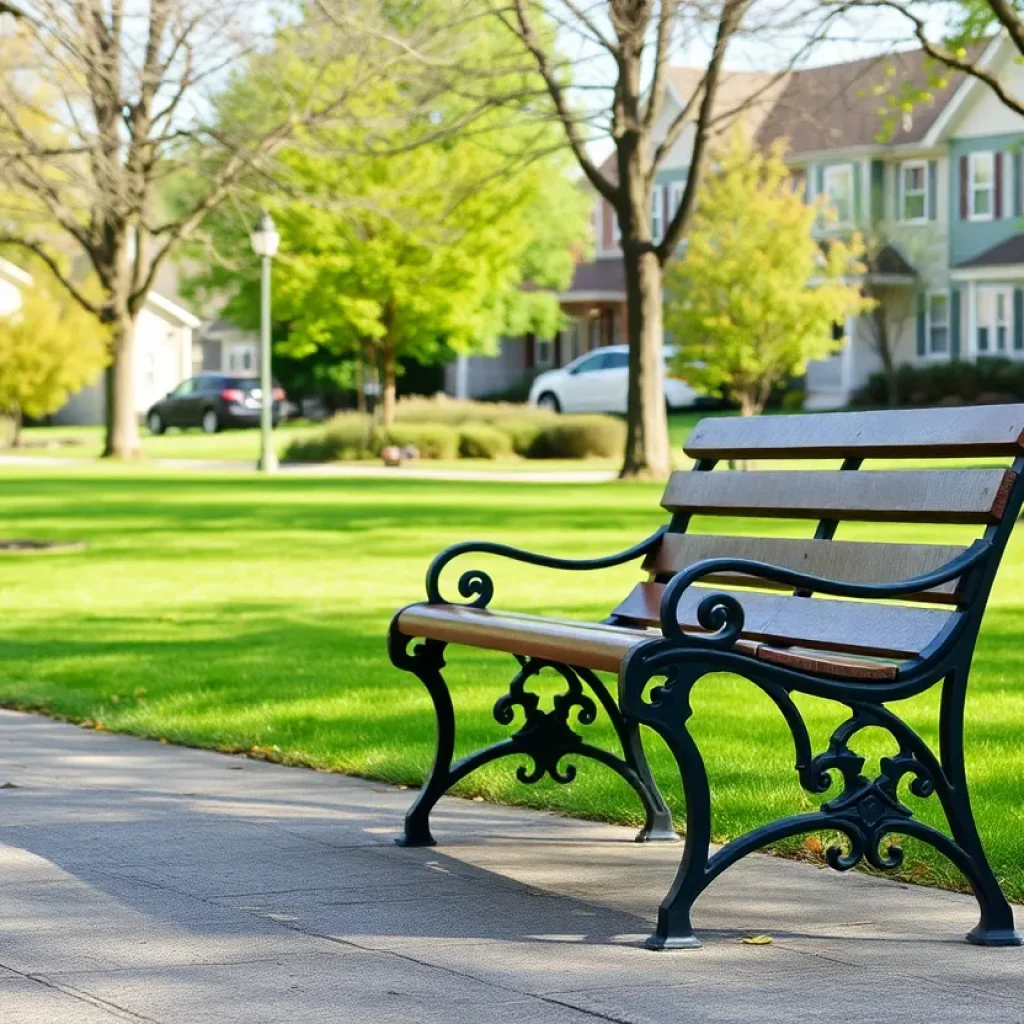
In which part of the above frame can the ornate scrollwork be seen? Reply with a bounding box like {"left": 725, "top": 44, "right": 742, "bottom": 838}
{"left": 493, "top": 660, "right": 597, "bottom": 784}
{"left": 804, "top": 709, "right": 937, "bottom": 873}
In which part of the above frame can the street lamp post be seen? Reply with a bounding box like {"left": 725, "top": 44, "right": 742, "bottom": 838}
{"left": 250, "top": 210, "right": 281, "bottom": 473}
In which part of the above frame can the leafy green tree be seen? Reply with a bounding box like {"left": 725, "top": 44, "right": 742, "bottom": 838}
{"left": 186, "top": 25, "right": 590, "bottom": 426}
{"left": 665, "top": 134, "right": 871, "bottom": 417}
{"left": 0, "top": 273, "right": 109, "bottom": 445}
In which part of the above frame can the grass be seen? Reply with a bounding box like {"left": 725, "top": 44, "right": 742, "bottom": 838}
{"left": 1, "top": 461, "right": 1023, "bottom": 902}
{"left": 12, "top": 411, "right": 711, "bottom": 469}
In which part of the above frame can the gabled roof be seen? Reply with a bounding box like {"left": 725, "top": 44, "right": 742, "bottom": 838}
{"left": 665, "top": 67, "right": 787, "bottom": 139}
{"left": 755, "top": 44, "right": 986, "bottom": 156}
{"left": 560, "top": 257, "right": 625, "bottom": 301}
{"left": 955, "top": 234, "right": 1024, "bottom": 268}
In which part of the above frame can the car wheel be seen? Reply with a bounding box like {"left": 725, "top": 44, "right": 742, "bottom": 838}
{"left": 537, "top": 392, "right": 561, "bottom": 413}
{"left": 147, "top": 412, "right": 165, "bottom": 436}
{"left": 201, "top": 409, "right": 219, "bottom": 434}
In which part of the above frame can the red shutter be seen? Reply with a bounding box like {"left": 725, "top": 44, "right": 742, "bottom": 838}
{"left": 995, "top": 152, "right": 1003, "bottom": 219}
{"left": 960, "top": 156, "right": 968, "bottom": 219}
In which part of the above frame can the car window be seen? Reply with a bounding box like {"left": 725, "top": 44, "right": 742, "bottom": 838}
{"left": 571, "top": 353, "right": 609, "bottom": 374}
{"left": 169, "top": 379, "right": 195, "bottom": 397}
{"left": 195, "top": 376, "right": 222, "bottom": 393}
{"left": 227, "top": 378, "right": 263, "bottom": 392}
{"left": 603, "top": 352, "right": 629, "bottom": 370}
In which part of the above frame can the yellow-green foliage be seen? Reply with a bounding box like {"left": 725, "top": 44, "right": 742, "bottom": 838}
{"left": 0, "top": 277, "right": 108, "bottom": 434}
{"left": 665, "top": 133, "right": 872, "bottom": 415}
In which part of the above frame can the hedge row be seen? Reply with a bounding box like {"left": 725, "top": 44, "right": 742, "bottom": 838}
{"left": 282, "top": 408, "right": 625, "bottom": 463}
{"left": 855, "top": 357, "right": 1024, "bottom": 407}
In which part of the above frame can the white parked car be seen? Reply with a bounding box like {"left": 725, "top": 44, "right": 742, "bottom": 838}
{"left": 527, "top": 344, "right": 699, "bottom": 414}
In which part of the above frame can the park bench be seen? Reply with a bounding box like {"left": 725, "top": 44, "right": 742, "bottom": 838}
{"left": 389, "top": 404, "right": 1024, "bottom": 950}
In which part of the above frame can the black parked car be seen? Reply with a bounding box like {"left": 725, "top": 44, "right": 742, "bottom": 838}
{"left": 146, "top": 374, "right": 286, "bottom": 435}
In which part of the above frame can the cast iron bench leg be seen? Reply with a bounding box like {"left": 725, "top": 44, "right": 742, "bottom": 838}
{"left": 621, "top": 641, "right": 1022, "bottom": 950}
{"left": 389, "top": 616, "right": 678, "bottom": 848}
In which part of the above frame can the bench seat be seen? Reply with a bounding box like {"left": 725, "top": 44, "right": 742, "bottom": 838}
{"left": 397, "top": 603, "right": 899, "bottom": 681}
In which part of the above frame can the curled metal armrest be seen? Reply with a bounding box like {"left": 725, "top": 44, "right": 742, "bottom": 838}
{"left": 425, "top": 526, "right": 668, "bottom": 609}
{"left": 658, "top": 540, "right": 992, "bottom": 648}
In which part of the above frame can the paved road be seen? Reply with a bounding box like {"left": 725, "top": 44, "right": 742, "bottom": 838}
{"left": 1, "top": 710, "right": 1022, "bottom": 1023}
{"left": 0, "top": 454, "right": 616, "bottom": 482}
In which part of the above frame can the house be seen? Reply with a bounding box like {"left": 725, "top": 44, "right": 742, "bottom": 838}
{"left": 194, "top": 320, "right": 260, "bottom": 376}
{"left": 0, "top": 256, "right": 201, "bottom": 425}
{"left": 450, "top": 37, "right": 1024, "bottom": 408}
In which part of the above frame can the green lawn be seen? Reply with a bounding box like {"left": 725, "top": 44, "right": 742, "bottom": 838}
{"left": 1, "top": 464, "right": 1023, "bottom": 901}
{"left": 12, "top": 410, "right": 710, "bottom": 469}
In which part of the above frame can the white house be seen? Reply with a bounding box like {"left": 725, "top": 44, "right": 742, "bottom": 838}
{"left": 0, "top": 256, "right": 200, "bottom": 425}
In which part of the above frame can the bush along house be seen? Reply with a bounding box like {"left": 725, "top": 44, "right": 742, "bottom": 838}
{"left": 448, "top": 34, "right": 1024, "bottom": 408}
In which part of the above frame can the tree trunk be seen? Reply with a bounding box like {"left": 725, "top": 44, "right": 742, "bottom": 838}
{"left": 381, "top": 339, "right": 396, "bottom": 428}
{"left": 103, "top": 314, "right": 143, "bottom": 459}
{"left": 868, "top": 296, "right": 899, "bottom": 406}
{"left": 10, "top": 406, "right": 22, "bottom": 447}
{"left": 621, "top": 246, "right": 671, "bottom": 479}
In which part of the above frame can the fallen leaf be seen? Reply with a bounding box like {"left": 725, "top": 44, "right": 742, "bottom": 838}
{"left": 742, "top": 934, "right": 773, "bottom": 945}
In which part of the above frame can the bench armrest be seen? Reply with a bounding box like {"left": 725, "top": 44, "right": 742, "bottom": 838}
{"left": 659, "top": 540, "right": 992, "bottom": 648}
{"left": 425, "top": 526, "right": 668, "bottom": 609}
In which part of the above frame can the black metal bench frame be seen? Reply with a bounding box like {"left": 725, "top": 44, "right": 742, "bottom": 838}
{"left": 388, "top": 527, "right": 679, "bottom": 848}
{"left": 617, "top": 452, "right": 1024, "bottom": 950}
{"left": 390, "top": 412, "right": 1024, "bottom": 951}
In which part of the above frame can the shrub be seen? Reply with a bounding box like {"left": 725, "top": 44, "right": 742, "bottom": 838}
{"left": 854, "top": 357, "right": 1024, "bottom": 408}
{"left": 394, "top": 393, "right": 552, "bottom": 426}
{"left": 486, "top": 416, "right": 549, "bottom": 456}
{"left": 375, "top": 422, "right": 459, "bottom": 460}
{"left": 527, "top": 415, "right": 626, "bottom": 459}
{"left": 457, "top": 422, "right": 514, "bottom": 459}
{"left": 282, "top": 414, "right": 374, "bottom": 462}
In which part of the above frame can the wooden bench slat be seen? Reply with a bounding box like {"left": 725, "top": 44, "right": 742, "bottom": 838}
{"left": 612, "top": 582, "right": 952, "bottom": 658}
{"left": 398, "top": 604, "right": 899, "bottom": 680}
{"left": 685, "top": 405, "right": 1024, "bottom": 460}
{"left": 660, "top": 469, "right": 1016, "bottom": 524}
{"left": 398, "top": 605, "right": 651, "bottom": 673}
{"left": 644, "top": 534, "right": 968, "bottom": 604}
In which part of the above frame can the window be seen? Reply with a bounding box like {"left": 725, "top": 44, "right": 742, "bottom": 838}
{"left": 822, "top": 164, "right": 854, "bottom": 224}
{"left": 669, "top": 181, "right": 684, "bottom": 220}
{"left": 169, "top": 378, "right": 195, "bottom": 397}
{"left": 603, "top": 351, "right": 629, "bottom": 370}
{"left": 651, "top": 186, "right": 664, "bottom": 243}
{"left": 969, "top": 152, "right": 994, "bottom": 220}
{"left": 900, "top": 161, "right": 928, "bottom": 222}
{"left": 977, "top": 286, "right": 1012, "bottom": 354}
{"left": 228, "top": 345, "right": 256, "bottom": 372}
{"left": 927, "top": 292, "right": 949, "bottom": 356}
{"left": 535, "top": 338, "right": 552, "bottom": 366}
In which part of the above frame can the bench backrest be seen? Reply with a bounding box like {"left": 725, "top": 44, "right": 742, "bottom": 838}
{"left": 610, "top": 405, "right": 1024, "bottom": 663}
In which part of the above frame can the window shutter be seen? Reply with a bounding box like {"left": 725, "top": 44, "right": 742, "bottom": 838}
{"left": 870, "top": 160, "right": 885, "bottom": 222}
{"left": 995, "top": 152, "right": 1004, "bottom": 219}
{"left": 927, "top": 160, "right": 937, "bottom": 220}
{"left": 815, "top": 164, "right": 824, "bottom": 197}
{"left": 959, "top": 155, "right": 968, "bottom": 219}
{"left": 853, "top": 163, "right": 863, "bottom": 222}
{"left": 951, "top": 289, "right": 961, "bottom": 360}
{"left": 1017, "top": 152, "right": 1024, "bottom": 218}
{"left": 1015, "top": 289, "right": 1024, "bottom": 351}
{"left": 916, "top": 292, "right": 927, "bottom": 358}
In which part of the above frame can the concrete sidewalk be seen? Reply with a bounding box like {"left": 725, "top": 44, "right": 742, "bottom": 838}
{"left": 0, "top": 710, "right": 1021, "bottom": 1023}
